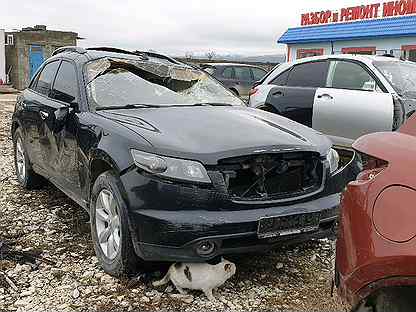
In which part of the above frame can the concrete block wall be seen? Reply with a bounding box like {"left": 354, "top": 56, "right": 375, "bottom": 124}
{"left": 5, "top": 29, "right": 77, "bottom": 90}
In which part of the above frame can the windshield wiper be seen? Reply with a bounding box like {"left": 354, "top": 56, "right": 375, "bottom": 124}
{"left": 96, "top": 104, "right": 162, "bottom": 111}
{"left": 183, "top": 103, "right": 233, "bottom": 107}
{"left": 96, "top": 103, "right": 233, "bottom": 111}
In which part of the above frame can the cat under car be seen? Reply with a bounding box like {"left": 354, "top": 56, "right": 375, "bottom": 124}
{"left": 153, "top": 258, "right": 236, "bottom": 300}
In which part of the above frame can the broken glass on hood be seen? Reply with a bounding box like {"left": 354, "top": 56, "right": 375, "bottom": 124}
{"left": 86, "top": 57, "right": 244, "bottom": 109}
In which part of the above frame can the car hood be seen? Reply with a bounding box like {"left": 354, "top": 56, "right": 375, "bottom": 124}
{"left": 98, "top": 106, "right": 331, "bottom": 164}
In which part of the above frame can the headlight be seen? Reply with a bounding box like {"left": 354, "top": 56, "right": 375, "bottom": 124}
{"left": 130, "top": 150, "right": 211, "bottom": 184}
{"left": 327, "top": 148, "right": 339, "bottom": 174}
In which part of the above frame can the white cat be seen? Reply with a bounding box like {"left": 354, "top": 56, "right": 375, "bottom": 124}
{"left": 152, "top": 258, "right": 236, "bottom": 301}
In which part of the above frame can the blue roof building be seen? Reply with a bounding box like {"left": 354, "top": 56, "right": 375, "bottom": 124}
{"left": 278, "top": 14, "right": 416, "bottom": 62}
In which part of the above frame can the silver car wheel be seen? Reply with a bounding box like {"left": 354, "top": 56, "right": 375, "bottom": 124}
{"left": 95, "top": 189, "right": 121, "bottom": 260}
{"left": 16, "top": 137, "right": 26, "bottom": 181}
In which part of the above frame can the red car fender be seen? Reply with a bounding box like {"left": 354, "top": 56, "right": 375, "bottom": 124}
{"left": 337, "top": 130, "right": 416, "bottom": 307}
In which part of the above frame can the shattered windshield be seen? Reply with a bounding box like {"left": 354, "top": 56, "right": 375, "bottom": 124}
{"left": 373, "top": 60, "right": 416, "bottom": 97}
{"left": 86, "top": 57, "right": 244, "bottom": 108}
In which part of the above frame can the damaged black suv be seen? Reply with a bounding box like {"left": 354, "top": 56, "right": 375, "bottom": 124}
{"left": 12, "top": 47, "right": 357, "bottom": 276}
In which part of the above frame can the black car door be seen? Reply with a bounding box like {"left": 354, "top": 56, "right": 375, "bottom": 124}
{"left": 19, "top": 60, "right": 61, "bottom": 173}
{"left": 265, "top": 60, "right": 329, "bottom": 127}
{"left": 42, "top": 60, "right": 81, "bottom": 194}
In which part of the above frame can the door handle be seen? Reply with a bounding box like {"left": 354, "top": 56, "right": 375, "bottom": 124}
{"left": 40, "top": 111, "right": 49, "bottom": 120}
{"left": 272, "top": 90, "right": 283, "bottom": 96}
{"left": 317, "top": 93, "right": 333, "bottom": 100}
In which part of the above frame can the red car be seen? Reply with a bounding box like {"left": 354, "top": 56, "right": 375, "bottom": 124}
{"left": 336, "top": 115, "right": 416, "bottom": 312}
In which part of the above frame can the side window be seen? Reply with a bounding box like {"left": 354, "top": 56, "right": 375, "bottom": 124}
{"left": 251, "top": 68, "right": 267, "bottom": 81}
{"left": 222, "top": 67, "right": 234, "bottom": 79}
{"left": 327, "top": 60, "right": 378, "bottom": 91}
{"left": 234, "top": 67, "right": 252, "bottom": 81}
{"left": 270, "top": 69, "right": 290, "bottom": 86}
{"left": 286, "top": 61, "right": 329, "bottom": 87}
{"left": 35, "top": 61, "right": 60, "bottom": 96}
{"left": 52, "top": 61, "right": 79, "bottom": 104}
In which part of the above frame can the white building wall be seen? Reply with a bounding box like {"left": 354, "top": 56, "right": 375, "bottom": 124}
{"left": 287, "top": 42, "right": 332, "bottom": 62}
{"left": 286, "top": 35, "right": 416, "bottom": 62}
{"left": 0, "top": 29, "right": 5, "bottom": 84}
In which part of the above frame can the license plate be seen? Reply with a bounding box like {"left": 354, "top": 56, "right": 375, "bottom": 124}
{"left": 257, "top": 212, "right": 321, "bottom": 239}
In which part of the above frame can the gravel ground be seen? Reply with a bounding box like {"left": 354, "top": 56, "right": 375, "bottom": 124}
{"left": 0, "top": 95, "right": 347, "bottom": 312}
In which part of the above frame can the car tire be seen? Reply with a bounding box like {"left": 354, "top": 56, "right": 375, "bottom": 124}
{"left": 90, "top": 170, "right": 142, "bottom": 277}
{"left": 13, "top": 128, "right": 45, "bottom": 189}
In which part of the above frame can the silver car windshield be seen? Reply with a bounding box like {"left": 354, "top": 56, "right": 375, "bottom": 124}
{"left": 373, "top": 60, "right": 416, "bottom": 97}
{"left": 86, "top": 57, "right": 244, "bottom": 109}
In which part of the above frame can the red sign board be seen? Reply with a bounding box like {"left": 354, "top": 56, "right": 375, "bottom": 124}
{"left": 301, "top": 1, "right": 416, "bottom": 26}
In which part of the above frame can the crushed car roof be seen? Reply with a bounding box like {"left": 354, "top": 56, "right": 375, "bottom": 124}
{"left": 52, "top": 46, "right": 183, "bottom": 66}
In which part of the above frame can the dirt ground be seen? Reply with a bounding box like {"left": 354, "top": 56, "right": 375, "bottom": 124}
{"left": 0, "top": 95, "right": 348, "bottom": 312}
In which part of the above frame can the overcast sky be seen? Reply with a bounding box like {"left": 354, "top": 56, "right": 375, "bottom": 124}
{"left": 3, "top": 0, "right": 376, "bottom": 56}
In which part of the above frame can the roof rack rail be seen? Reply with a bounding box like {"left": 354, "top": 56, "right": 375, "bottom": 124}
{"left": 134, "top": 50, "right": 180, "bottom": 64}
{"left": 52, "top": 46, "right": 86, "bottom": 56}
{"left": 86, "top": 47, "right": 148, "bottom": 59}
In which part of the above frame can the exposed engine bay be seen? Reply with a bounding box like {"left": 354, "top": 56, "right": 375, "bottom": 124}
{"left": 215, "top": 152, "right": 323, "bottom": 201}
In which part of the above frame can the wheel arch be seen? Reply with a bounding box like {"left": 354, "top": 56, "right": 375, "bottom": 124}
{"left": 90, "top": 158, "right": 114, "bottom": 185}
{"left": 89, "top": 149, "right": 123, "bottom": 192}
{"left": 352, "top": 276, "right": 416, "bottom": 310}
{"left": 359, "top": 285, "right": 416, "bottom": 312}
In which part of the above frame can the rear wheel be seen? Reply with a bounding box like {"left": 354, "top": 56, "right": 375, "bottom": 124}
{"left": 90, "top": 170, "right": 141, "bottom": 277}
{"left": 13, "top": 128, "right": 44, "bottom": 189}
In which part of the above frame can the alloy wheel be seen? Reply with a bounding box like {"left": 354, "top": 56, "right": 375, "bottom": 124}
{"left": 95, "top": 189, "right": 121, "bottom": 260}
{"left": 16, "top": 137, "right": 26, "bottom": 181}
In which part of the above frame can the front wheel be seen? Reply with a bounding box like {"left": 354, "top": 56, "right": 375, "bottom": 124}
{"left": 90, "top": 170, "right": 141, "bottom": 277}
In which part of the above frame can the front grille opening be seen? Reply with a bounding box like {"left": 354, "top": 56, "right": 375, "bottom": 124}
{"left": 217, "top": 152, "right": 323, "bottom": 202}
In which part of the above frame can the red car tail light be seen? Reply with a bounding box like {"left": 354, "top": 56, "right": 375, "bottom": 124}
{"left": 356, "top": 152, "right": 388, "bottom": 182}
{"left": 249, "top": 88, "right": 258, "bottom": 97}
